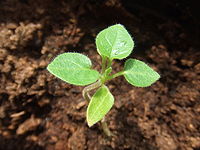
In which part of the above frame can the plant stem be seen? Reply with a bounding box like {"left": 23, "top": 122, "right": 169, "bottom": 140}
{"left": 82, "top": 58, "right": 115, "bottom": 137}
{"left": 82, "top": 80, "right": 101, "bottom": 102}
{"left": 107, "top": 59, "right": 112, "bottom": 69}
{"left": 82, "top": 81, "right": 113, "bottom": 136}
{"left": 101, "top": 117, "right": 112, "bottom": 136}
{"left": 107, "top": 71, "right": 124, "bottom": 80}
{"left": 101, "top": 56, "right": 107, "bottom": 74}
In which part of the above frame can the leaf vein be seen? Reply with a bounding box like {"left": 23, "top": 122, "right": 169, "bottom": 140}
{"left": 89, "top": 90, "right": 109, "bottom": 122}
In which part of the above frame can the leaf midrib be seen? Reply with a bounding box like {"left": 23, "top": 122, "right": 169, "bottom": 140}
{"left": 88, "top": 89, "right": 109, "bottom": 123}
{"left": 104, "top": 28, "right": 119, "bottom": 58}
{"left": 63, "top": 58, "right": 90, "bottom": 69}
{"left": 49, "top": 67, "right": 95, "bottom": 72}
{"left": 125, "top": 69, "right": 157, "bottom": 79}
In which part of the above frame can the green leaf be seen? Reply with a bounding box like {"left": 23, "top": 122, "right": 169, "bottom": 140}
{"left": 124, "top": 59, "right": 160, "bottom": 87}
{"left": 96, "top": 24, "right": 134, "bottom": 60}
{"left": 87, "top": 85, "right": 114, "bottom": 127}
{"left": 47, "top": 53, "right": 100, "bottom": 86}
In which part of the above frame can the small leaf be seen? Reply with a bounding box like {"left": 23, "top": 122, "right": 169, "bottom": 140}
{"left": 124, "top": 59, "right": 160, "bottom": 87}
{"left": 47, "top": 53, "right": 100, "bottom": 86}
{"left": 87, "top": 85, "right": 114, "bottom": 127}
{"left": 96, "top": 24, "right": 134, "bottom": 60}
{"left": 105, "top": 67, "right": 112, "bottom": 76}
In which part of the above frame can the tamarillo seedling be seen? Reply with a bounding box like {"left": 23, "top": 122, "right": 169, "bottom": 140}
{"left": 47, "top": 24, "right": 160, "bottom": 136}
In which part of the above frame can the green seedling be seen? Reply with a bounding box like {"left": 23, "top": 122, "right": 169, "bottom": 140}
{"left": 47, "top": 24, "right": 160, "bottom": 136}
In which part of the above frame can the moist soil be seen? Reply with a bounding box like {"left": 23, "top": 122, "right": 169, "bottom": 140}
{"left": 0, "top": 0, "right": 199, "bottom": 150}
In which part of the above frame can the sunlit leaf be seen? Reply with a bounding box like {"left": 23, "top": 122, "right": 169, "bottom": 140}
{"left": 96, "top": 24, "right": 134, "bottom": 60}
{"left": 47, "top": 53, "right": 100, "bottom": 86}
{"left": 87, "top": 85, "right": 114, "bottom": 127}
{"left": 124, "top": 59, "right": 160, "bottom": 87}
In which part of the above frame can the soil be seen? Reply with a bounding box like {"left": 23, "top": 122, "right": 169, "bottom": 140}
{"left": 0, "top": 0, "right": 199, "bottom": 150}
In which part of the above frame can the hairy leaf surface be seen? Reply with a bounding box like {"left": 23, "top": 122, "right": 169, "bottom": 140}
{"left": 47, "top": 53, "right": 100, "bottom": 86}
{"left": 96, "top": 24, "right": 134, "bottom": 60}
{"left": 124, "top": 59, "right": 160, "bottom": 87}
{"left": 87, "top": 85, "right": 114, "bottom": 127}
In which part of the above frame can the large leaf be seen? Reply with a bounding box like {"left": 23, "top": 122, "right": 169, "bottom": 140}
{"left": 96, "top": 24, "right": 134, "bottom": 60}
{"left": 124, "top": 59, "right": 160, "bottom": 87}
{"left": 47, "top": 53, "right": 100, "bottom": 86}
{"left": 87, "top": 85, "right": 114, "bottom": 127}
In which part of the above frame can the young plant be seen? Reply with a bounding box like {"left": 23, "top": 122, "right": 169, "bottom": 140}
{"left": 47, "top": 24, "right": 160, "bottom": 136}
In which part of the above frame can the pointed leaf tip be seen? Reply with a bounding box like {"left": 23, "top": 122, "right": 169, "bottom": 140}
{"left": 87, "top": 85, "right": 114, "bottom": 127}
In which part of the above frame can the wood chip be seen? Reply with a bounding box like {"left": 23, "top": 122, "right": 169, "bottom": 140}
{"left": 16, "top": 116, "right": 41, "bottom": 135}
{"left": 10, "top": 111, "right": 25, "bottom": 118}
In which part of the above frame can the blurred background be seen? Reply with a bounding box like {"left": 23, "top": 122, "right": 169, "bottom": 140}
{"left": 0, "top": 0, "right": 199, "bottom": 150}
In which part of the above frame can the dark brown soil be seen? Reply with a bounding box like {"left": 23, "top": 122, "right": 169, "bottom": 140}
{"left": 0, "top": 0, "right": 199, "bottom": 150}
